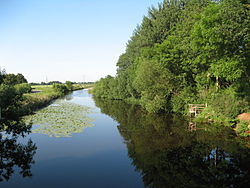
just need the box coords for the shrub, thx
[171,87,197,114]
[52,83,68,95]
[208,87,248,119]
[236,121,249,137]
[0,84,22,117]
[65,81,73,91]
[15,83,32,94]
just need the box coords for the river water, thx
[0,89,249,188]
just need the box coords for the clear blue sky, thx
[0,0,161,83]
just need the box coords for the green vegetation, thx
[1,72,28,85]
[65,81,74,91]
[52,83,69,95]
[24,101,93,137]
[0,70,29,118]
[236,120,249,137]
[14,83,32,94]
[0,68,93,118]
[20,84,90,116]
[93,0,250,134]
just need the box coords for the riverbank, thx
[193,108,250,137]
[19,84,93,116]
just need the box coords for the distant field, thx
[25,85,56,98]
[25,84,94,98]
[20,84,94,115]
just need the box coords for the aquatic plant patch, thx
[24,100,94,137]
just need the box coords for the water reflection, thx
[65,93,73,101]
[0,119,37,182]
[188,121,197,132]
[94,97,250,188]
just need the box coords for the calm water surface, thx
[0,89,249,188]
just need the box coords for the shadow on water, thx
[94,97,250,188]
[0,118,37,182]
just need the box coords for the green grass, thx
[26,84,93,98]
[74,84,94,90]
[26,85,57,97]
[19,84,94,116]
[21,85,61,115]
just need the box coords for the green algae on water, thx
[24,100,94,137]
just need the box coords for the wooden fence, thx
[188,104,207,117]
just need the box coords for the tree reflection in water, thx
[0,119,37,182]
[94,97,250,188]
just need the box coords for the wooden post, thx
[216,76,219,90]
[188,104,207,117]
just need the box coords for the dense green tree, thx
[133,59,176,112]
[65,81,73,91]
[191,0,249,89]
[0,68,6,84]
[0,84,22,117]
[93,0,250,118]
[52,83,68,95]
[0,69,30,117]
[2,73,27,85]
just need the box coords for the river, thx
[0,89,249,187]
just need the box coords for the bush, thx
[197,87,249,125]
[171,87,197,114]
[65,81,73,91]
[0,84,18,108]
[0,84,22,117]
[236,121,249,137]
[15,83,32,94]
[208,88,248,119]
[52,83,68,95]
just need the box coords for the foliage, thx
[171,86,198,114]
[236,120,249,136]
[0,68,6,84]
[0,70,31,117]
[196,87,249,126]
[52,83,69,95]
[2,73,27,85]
[0,85,18,108]
[0,84,22,117]
[15,83,32,94]
[65,81,73,91]
[133,59,175,112]
[0,66,89,118]
[19,84,87,117]
[93,0,250,122]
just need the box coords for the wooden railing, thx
[188,104,207,117]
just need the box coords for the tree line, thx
[93,0,250,122]
[0,69,31,118]
[0,68,75,118]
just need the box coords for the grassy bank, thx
[194,105,250,137]
[19,84,93,116]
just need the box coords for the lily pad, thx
[24,100,94,137]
